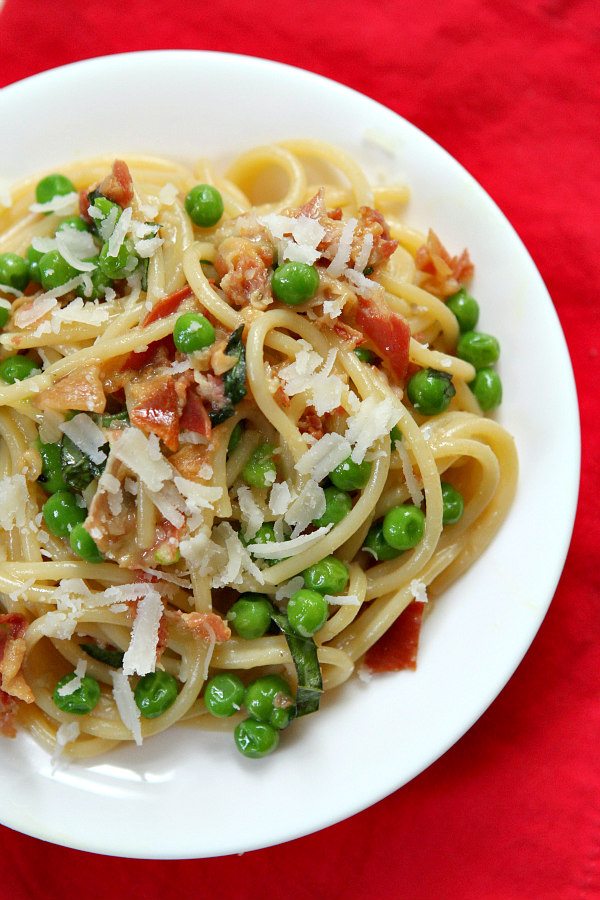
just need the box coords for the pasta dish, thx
[0,141,517,761]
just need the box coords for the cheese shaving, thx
[295,432,352,484]
[410,579,429,603]
[284,479,326,538]
[344,395,402,464]
[107,206,133,258]
[237,486,265,540]
[56,659,87,696]
[324,594,360,606]
[327,217,357,276]
[111,670,143,745]
[112,428,172,491]
[269,481,293,516]
[122,589,163,677]
[0,474,29,531]
[30,192,79,215]
[59,413,107,465]
[396,440,424,507]
[246,523,333,560]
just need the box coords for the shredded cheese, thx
[111,670,143,746]
[122,589,163,677]
[59,413,107,465]
[112,428,172,492]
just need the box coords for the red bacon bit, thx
[79,189,93,223]
[179,387,212,439]
[327,207,343,220]
[273,385,291,409]
[170,442,211,480]
[97,160,134,208]
[37,365,107,414]
[415,230,474,298]
[156,615,168,662]
[365,601,425,672]
[180,612,231,643]
[356,296,411,382]
[0,614,27,642]
[357,206,398,266]
[142,285,193,326]
[129,375,180,451]
[298,406,325,441]
[0,689,19,738]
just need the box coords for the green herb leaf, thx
[93,410,130,429]
[60,433,107,492]
[208,325,247,425]
[80,643,124,668]
[271,609,323,717]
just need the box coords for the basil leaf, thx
[208,325,247,426]
[93,410,129,429]
[60,434,107,492]
[271,609,323,717]
[80,643,124,668]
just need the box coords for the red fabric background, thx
[1,1,598,897]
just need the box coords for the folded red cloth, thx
[1,1,598,897]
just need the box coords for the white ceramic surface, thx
[0,51,579,859]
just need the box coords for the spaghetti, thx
[0,141,517,761]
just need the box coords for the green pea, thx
[446,287,480,333]
[26,245,44,283]
[407,368,456,416]
[302,556,349,595]
[457,331,500,370]
[57,216,89,233]
[354,346,375,363]
[390,424,403,447]
[42,490,86,538]
[234,718,279,759]
[0,253,29,292]
[37,440,68,493]
[185,184,224,227]
[313,486,352,527]
[363,521,402,561]
[38,250,79,291]
[287,588,329,638]
[227,594,273,639]
[271,261,320,306]
[173,312,216,353]
[35,173,76,206]
[75,262,112,301]
[329,456,371,491]
[134,671,178,719]
[227,421,244,454]
[441,481,464,525]
[242,443,277,489]
[69,523,103,562]
[92,196,122,231]
[53,673,101,715]
[382,505,426,550]
[0,355,39,384]
[244,674,295,730]
[0,306,9,329]
[97,239,138,280]
[243,522,279,567]
[471,367,503,411]
[204,673,246,718]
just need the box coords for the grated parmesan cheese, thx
[13,296,58,329]
[158,182,179,206]
[112,428,172,491]
[56,658,87,696]
[344,395,402,464]
[275,576,305,602]
[51,721,80,768]
[122,589,163,677]
[396,440,424,507]
[327,217,357,276]
[59,413,107,465]
[55,229,99,272]
[353,232,374,272]
[30,192,79,215]
[295,432,352,484]
[0,474,29,531]
[111,670,143,745]
[410,579,429,603]
[284,479,326,538]
[343,267,384,299]
[237,486,264,540]
[324,594,360,606]
[269,481,293,516]
[107,206,133,258]
[246,523,333,560]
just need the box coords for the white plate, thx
[0,51,579,859]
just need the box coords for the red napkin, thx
[1,1,598,896]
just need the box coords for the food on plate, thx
[0,141,516,760]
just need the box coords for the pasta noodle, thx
[0,142,517,761]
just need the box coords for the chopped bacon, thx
[356,296,411,382]
[215,237,274,310]
[180,611,231,643]
[142,285,193,326]
[128,373,181,451]
[415,230,474,298]
[327,207,343,221]
[298,406,325,441]
[273,385,291,409]
[121,337,176,376]
[296,189,326,219]
[170,442,211,480]
[156,614,169,662]
[179,387,212,439]
[364,601,425,672]
[0,690,19,738]
[0,613,34,705]
[332,319,364,348]
[97,160,134,208]
[37,365,106,413]
[356,206,398,266]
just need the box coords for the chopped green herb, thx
[60,434,107,491]
[270,609,322,717]
[80,643,124,668]
[208,325,247,425]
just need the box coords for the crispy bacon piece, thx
[273,384,291,409]
[84,457,138,565]
[364,601,425,672]
[298,406,325,441]
[97,160,134,208]
[415,230,474,298]
[215,237,273,310]
[179,388,212,439]
[0,690,19,738]
[0,613,34,705]
[180,611,231,643]
[156,614,169,663]
[170,442,211,480]
[142,285,193,326]
[37,365,106,413]
[128,373,181,451]
[356,296,411,382]
[356,206,398,266]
